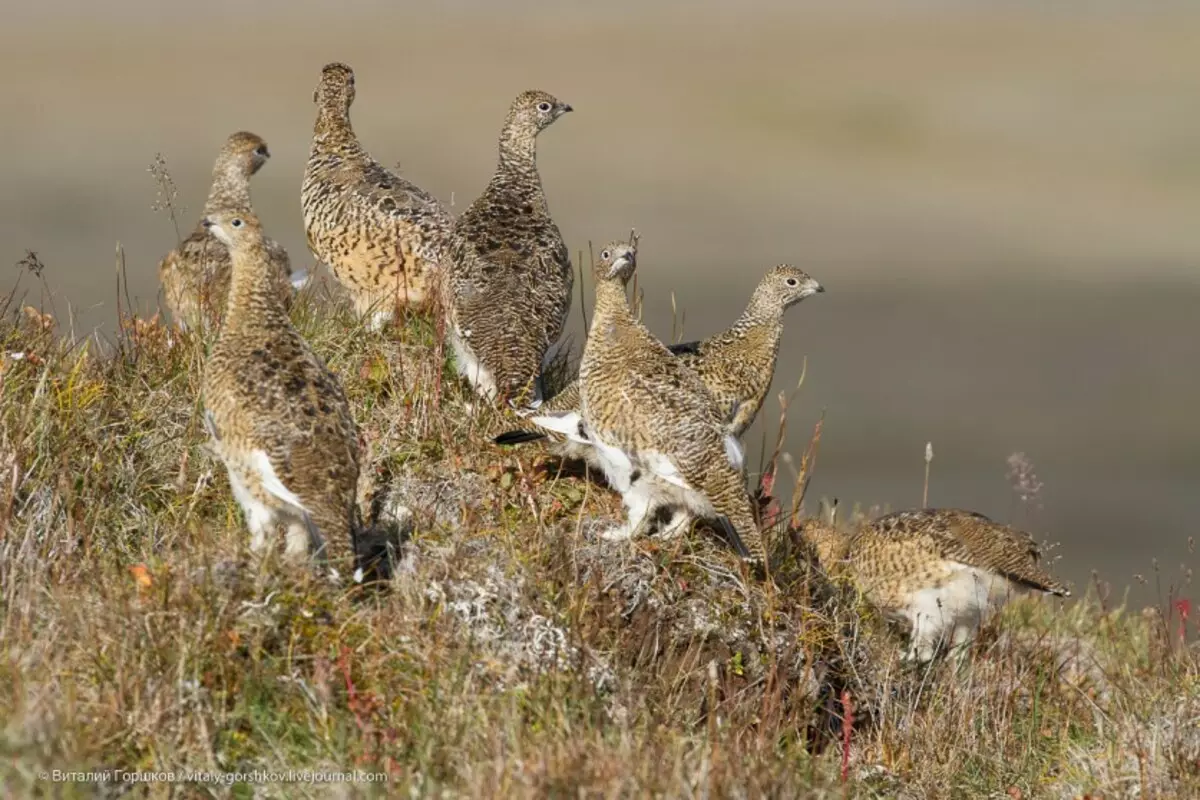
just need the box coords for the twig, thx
[114,242,126,362]
[577,247,589,336]
[840,688,853,785]
[790,410,825,525]
[923,441,933,508]
[147,152,185,245]
[627,229,642,321]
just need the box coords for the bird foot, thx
[653,511,691,541]
[599,523,634,542]
[902,643,937,666]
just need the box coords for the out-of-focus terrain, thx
[3,1,1198,600]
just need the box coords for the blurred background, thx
[2,0,1198,605]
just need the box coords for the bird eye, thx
[785,278,798,287]
[537,102,552,113]
[601,249,611,260]
[254,146,268,157]
[231,218,244,228]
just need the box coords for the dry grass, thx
[0,271,1198,799]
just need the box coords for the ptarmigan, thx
[533,240,765,564]
[495,264,824,463]
[799,507,1070,662]
[158,131,297,333]
[201,208,363,580]
[302,62,452,329]
[444,89,574,406]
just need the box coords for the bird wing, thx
[217,334,359,512]
[610,350,735,486]
[542,378,582,413]
[349,158,449,227]
[667,338,752,431]
[874,509,1067,595]
[455,236,573,391]
[872,508,993,534]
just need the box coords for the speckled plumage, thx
[800,508,1070,662]
[301,63,452,328]
[545,241,764,564]
[201,209,361,579]
[664,265,824,434]
[445,89,574,405]
[158,132,295,333]
[495,265,823,462]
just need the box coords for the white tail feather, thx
[644,452,690,491]
[724,435,744,470]
[251,450,307,512]
[530,411,588,444]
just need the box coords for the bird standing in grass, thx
[445,89,574,406]
[201,208,363,581]
[158,131,298,333]
[799,507,1070,663]
[302,62,452,329]
[533,240,765,564]
[495,264,825,463]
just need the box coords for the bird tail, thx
[494,408,589,448]
[714,514,753,560]
[352,500,415,584]
[1040,579,1071,598]
[705,468,767,564]
[494,429,549,446]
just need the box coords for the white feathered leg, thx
[284,519,315,559]
[602,479,654,542]
[654,508,692,540]
[228,468,276,552]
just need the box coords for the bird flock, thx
[155,62,1069,664]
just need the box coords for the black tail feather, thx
[494,430,548,446]
[353,524,400,585]
[715,515,752,559]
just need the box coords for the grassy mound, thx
[1,282,1197,799]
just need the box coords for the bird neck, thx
[590,279,633,326]
[581,279,634,392]
[741,284,784,329]
[312,105,360,152]
[203,160,252,216]
[494,123,541,189]
[224,241,289,330]
[719,290,783,354]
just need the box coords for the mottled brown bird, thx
[444,89,574,405]
[201,208,362,580]
[799,507,1070,662]
[532,240,764,563]
[158,131,297,333]
[302,62,452,329]
[495,264,824,461]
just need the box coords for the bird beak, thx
[201,219,214,230]
[559,103,574,114]
[608,254,633,277]
[814,283,826,293]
